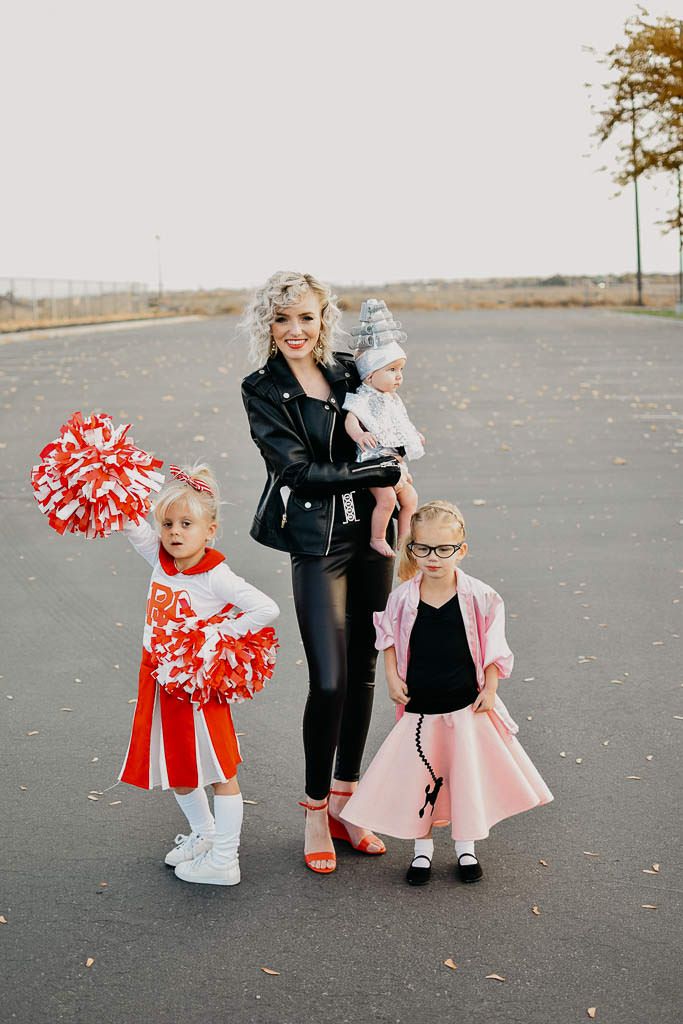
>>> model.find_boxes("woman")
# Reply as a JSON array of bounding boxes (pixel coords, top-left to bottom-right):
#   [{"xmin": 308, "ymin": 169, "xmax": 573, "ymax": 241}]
[{"xmin": 241, "ymin": 271, "xmax": 402, "ymax": 873}]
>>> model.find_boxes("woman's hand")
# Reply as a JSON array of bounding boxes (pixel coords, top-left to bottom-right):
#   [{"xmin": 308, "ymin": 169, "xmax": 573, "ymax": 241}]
[
  {"xmin": 387, "ymin": 672, "xmax": 409, "ymax": 705},
  {"xmin": 357, "ymin": 431, "xmax": 379, "ymax": 452},
  {"xmin": 472, "ymin": 684, "xmax": 497, "ymax": 713}
]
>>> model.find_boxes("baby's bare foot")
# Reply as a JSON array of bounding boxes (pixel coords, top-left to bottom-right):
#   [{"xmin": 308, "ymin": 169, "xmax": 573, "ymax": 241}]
[{"xmin": 370, "ymin": 537, "xmax": 395, "ymax": 558}]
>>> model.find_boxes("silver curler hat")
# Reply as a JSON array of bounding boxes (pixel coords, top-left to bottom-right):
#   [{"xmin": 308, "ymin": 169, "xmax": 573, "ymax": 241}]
[{"xmin": 349, "ymin": 298, "xmax": 408, "ymax": 379}]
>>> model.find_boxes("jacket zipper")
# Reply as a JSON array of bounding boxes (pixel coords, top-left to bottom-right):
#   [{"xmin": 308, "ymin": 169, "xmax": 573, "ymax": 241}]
[
  {"xmin": 350, "ymin": 460, "xmax": 397, "ymax": 473},
  {"xmin": 324, "ymin": 411, "xmax": 336, "ymax": 555}
]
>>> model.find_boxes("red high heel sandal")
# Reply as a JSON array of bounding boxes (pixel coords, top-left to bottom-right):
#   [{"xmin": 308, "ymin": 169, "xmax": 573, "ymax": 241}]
[
  {"xmin": 299, "ymin": 798, "xmax": 336, "ymax": 874},
  {"xmin": 328, "ymin": 789, "xmax": 387, "ymax": 855}
]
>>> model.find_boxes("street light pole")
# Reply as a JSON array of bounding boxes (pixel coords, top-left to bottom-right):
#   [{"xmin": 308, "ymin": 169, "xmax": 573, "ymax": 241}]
[
  {"xmin": 677, "ymin": 167, "xmax": 683, "ymax": 314},
  {"xmin": 155, "ymin": 234, "xmax": 163, "ymax": 304}
]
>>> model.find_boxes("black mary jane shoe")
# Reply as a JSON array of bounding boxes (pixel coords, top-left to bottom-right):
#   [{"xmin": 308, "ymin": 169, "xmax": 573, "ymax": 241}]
[
  {"xmin": 457, "ymin": 853, "xmax": 483, "ymax": 884},
  {"xmin": 406, "ymin": 854, "xmax": 432, "ymax": 886}
]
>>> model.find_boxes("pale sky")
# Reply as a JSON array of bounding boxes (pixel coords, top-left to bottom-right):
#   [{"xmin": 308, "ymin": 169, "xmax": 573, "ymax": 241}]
[{"xmin": 3, "ymin": 0, "xmax": 680, "ymax": 290}]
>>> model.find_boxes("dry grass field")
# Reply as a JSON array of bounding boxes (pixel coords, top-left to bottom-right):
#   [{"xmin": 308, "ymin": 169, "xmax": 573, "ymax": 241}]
[
  {"xmin": 1, "ymin": 274, "xmax": 681, "ymax": 332},
  {"xmin": 148, "ymin": 274, "xmax": 683, "ymax": 317}
]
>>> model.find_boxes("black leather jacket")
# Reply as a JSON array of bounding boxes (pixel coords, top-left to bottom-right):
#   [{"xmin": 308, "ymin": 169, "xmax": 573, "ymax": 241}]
[{"xmin": 241, "ymin": 350, "xmax": 402, "ymax": 555}]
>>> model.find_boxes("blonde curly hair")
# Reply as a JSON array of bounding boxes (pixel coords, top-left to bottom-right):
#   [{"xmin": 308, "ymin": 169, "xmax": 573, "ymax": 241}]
[
  {"xmin": 153, "ymin": 463, "xmax": 221, "ymax": 530},
  {"xmin": 397, "ymin": 500, "xmax": 467, "ymax": 581},
  {"xmin": 242, "ymin": 270, "xmax": 343, "ymax": 367}
]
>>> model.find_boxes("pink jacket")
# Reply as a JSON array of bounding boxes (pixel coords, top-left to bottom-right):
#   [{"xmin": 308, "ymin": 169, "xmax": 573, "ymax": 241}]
[{"xmin": 373, "ymin": 568, "xmax": 519, "ymax": 735}]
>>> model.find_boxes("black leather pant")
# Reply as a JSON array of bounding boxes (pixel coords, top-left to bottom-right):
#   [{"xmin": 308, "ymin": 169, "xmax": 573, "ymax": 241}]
[{"xmin": 291, "ymin": 537, "xmax": 395, "ymax": 800}]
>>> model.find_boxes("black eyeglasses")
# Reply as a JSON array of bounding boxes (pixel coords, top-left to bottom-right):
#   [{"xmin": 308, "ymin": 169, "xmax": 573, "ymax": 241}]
[{"xmin": 407, "ymin": 542, "xmax": 463, "ymax": 558}]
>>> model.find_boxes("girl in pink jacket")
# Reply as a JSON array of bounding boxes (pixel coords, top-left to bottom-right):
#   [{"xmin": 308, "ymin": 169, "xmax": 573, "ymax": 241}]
[{"xmin": 341, "ymin": 499, "xmax": 552, "ymax": 886}]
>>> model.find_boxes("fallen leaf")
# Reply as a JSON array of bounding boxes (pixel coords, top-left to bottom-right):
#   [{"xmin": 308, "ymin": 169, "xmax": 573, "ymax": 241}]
[
  {"xmin": 26, "ymin": 730, "xmax": 39, "ymax": 736},
  {"xmin": 260, "ymin": 966, "xmax": 280, "ymax": 976},
  {"xmin": 486, "ymin": 973, "xmax": 506, "ymax": 982},
  {"xmin": 85, "ymin": 957, "xmax": 95, "ymax": 968},
  {"xmin": 645, "ymin": 755, "xmax": 653, "ymax": 761},
  {"xmin": 443, "ymin": 958, "xmax": 458, "ymax": 970},
  {"xmin": 641, "ymin": 904, "xmax": 657, "ymax": 910},
  {"xmin": 560, "ymin": 752, "xmax": 566, "ymax": 758},
  {"xmin": 60, "ymin": 708, "xmax": 73, "ymax": 712},
  {"xmin": 0, "ymin": 915, "xmax": 7, "ymax": 924},
  {"xmin": 109, "ymin": 800, "xmax": 121, "ymax": 806},
  {"xmin": 625, "ymin": 776, "xmax": 641, "ymax": 780},
  {"xmin": 575, "ymin": 758, "xmax": 583, "ymax": 764},
  {"xmin": 587, "ymin": 1009, "xmax": 596, "ymax": 1020},
  {"xmin": 584, "ymin": 851, "xmax": 599, "ymax": 857},
  {"xmin": 243, "ymin": 799, "xmax": 258, "ymax": 805},
  {"xmin": 539, "ymin": 859, "xmax": 549, "ymax": 867},
  {"xmin": 612, "ymin": 456, "xmax": 627, "ymax": 465},
  {"xmin": 652, "ymin": 863, "xmax": 660, "ymax": 872},
  {"xmin": 472, "ymin": 499, "xmax": 487, "ymax": 506},
  {"xmin": 87, "ymin": 795, "xmax": 99, "ymax": 801},
  {"xmin": 531, "ymin": 905, "xmax": 541, "ymax": 916}
]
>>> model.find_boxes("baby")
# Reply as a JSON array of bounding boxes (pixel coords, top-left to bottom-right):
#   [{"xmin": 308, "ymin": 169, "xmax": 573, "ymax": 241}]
[{"xmin": 343, "ymin": 299, "xmax": 425, "ymax": 557}]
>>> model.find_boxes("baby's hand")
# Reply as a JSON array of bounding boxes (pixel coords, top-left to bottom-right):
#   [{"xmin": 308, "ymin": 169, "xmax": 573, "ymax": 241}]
[
  {"xmin": 358, "ymin": 431, "xmax": 379, "ymax": 452},
  {"xmin": 387, "ymin": 673, "xmax": 409, "ymax": 706}
]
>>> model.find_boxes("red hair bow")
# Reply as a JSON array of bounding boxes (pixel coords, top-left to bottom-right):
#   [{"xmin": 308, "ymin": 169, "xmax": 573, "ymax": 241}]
[{"xmin": 169, "ymin": 465, "xmax": 213, "ymax": 494}]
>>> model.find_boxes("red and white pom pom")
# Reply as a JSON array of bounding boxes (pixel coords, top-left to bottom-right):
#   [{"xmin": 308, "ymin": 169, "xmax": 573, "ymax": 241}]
[
  {"xmin": 31, "ymin": 411, "xmax": 165, "ymax": 538},
  {"xmin": 151, "ymin": 604, "xmax": 278, "ymax": 706}
]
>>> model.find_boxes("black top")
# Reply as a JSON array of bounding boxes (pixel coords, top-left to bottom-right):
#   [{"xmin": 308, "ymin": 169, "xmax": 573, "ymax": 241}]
[
  {"xmin": 405, "ymin": 594, "xmax": 479, "ymax": 715},
  {"xmin": 297, "ymin": 394, "xmax": 375, "ymax": 550}
]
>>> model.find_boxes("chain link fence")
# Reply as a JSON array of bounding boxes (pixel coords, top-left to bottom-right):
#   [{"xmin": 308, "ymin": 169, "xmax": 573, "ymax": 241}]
[{"xmin": 0, "ymin": 278, "xmax": 153, "ymax": 331}]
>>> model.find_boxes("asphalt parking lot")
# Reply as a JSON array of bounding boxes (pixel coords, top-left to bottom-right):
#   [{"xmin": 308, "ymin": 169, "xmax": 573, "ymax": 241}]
[{"xmin": 2, "ymin": 308, "xmax": 681, "ymax": 1024}]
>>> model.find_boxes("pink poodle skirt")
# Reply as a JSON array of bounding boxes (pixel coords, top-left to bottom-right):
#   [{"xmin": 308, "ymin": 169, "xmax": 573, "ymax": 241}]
[
  {"xmin": 119, "ymin": 649, "xmax": 242, "ymax": 790},
  {"xmin": 341, "ymin": 706, "xmax": 553, "ymax": 841}
]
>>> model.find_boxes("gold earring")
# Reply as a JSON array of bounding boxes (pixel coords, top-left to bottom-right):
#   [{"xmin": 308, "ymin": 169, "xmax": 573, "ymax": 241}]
[{"xmin": 269, "ymin": 338, "xmax": 277, "ymax": 357}]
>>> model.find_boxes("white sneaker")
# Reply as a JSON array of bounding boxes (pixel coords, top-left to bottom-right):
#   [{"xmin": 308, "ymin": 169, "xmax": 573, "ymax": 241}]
[
  {"xmin": 174, "ymin": 850, "xmax": 241, "ymax": 886},
  {"xmin": 164, "ymin": 832, "xmax": 214, "ymax": 868}
]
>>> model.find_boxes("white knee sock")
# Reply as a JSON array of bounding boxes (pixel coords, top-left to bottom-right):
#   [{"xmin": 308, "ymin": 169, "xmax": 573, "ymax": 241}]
[
  {"xmin": 455, "ymin": 840, "xmax": 477, "ymax": 865},
  {"xmin": 210, "ymin": 794, "xmax": 243, "ymax": 866},
  {"xmin": 413, "ymin": 838, "xmax": 434, "ymax": 864},
  {"xmin": 173, "ymin": 788, "xmax": 215, "ymax": 836}
]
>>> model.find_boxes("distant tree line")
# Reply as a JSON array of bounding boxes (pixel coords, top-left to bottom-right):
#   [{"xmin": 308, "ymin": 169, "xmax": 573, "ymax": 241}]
[{"xmin": 588, "ymin": 9, "xmax": 682, "ymax": 306}]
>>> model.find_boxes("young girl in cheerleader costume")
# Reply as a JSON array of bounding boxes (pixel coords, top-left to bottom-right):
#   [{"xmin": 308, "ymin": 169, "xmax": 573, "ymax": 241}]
[
  {"xmin": 341, "ymin": 500, "xmax": 552, "ymax": 885},
  {"xmin": 120, "ymin": 463, "xmax": 279, "ymax": 886}
]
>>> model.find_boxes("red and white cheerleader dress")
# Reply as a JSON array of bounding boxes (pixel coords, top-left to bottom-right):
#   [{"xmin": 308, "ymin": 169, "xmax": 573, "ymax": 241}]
[{"xmin": 119, "ymin": 521, "xmax": 279, "ymax": 790}]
